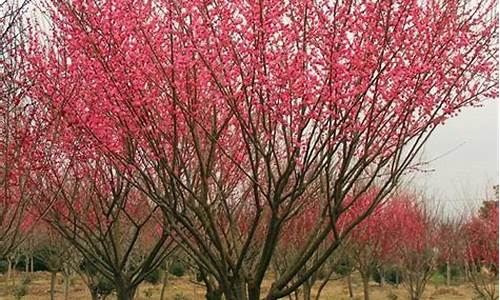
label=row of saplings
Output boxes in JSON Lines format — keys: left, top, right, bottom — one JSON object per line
{"left": 0, "top": 252, "right": 189, "bottom": 300}
{"left": 0, "top": 246, "right": 492, "bottom": 300}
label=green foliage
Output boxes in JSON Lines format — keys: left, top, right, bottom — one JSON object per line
{"left": 12, "top": 284, "right": 28, "bottom": 300}
{"left": 195, "top": 271, "right": 204, "bottom": 282}
{"left": 80, "top": 257, "right": 98, "bottom": 276}
{"left": 0, "top": 260, "right": 8, "bottom": 274}
{"left": 436, "top": 263, "right": 462, "bottom": 283}
{"left": 26, "top": 246, "right": 64, "bottom": 272}
{"left": 144, "top": 268, "right": 162, "bottom": 285}
{"left": 430, "top": 272, "right": 447, "bottom": 285}
{"left": 25, "top": 256, "right": 49, "bottom": 272}
{"left": 169, "top": 261, "right": 186, "bottom": 277}
{"left": 91, "top": 277, "right": 115, "bottom": 299}
{"left": 15, "top": 256, "right": 31, "bottom": 272}
{"left": 32, "top": 246, "right": 61, "bottom": 271}
{"left": 79, "top": 257, "right": 115, "bottom": 299}
{"left": 372, "top": 267, "right": 402, "bottom": 285}
{"left": 334, "top": 259, "right": 353, "bottom": 277}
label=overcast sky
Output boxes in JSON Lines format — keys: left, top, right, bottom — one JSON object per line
{"left": 413, "top": 100, "right": 498, "bottom": 215}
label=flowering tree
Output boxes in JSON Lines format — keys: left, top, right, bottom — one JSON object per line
{"left": 272, "top": 197, "right": 345, "bottom": 300}
{"left": 347, "top": 189, "right": 399, "bottom": 300}
{"left": 30, "top": 224, "right": 73, "bottom": 300}
{"left": 0, "top": 0, "right": 42, "bottom": 259}
{"left": 35, "top": 158, "right": 175, "bottom": 300}
{"left": 26, "top": 0, "right": 497, "bottom": 299}
{"left": 435, "top": 217, "right": 464, "bottom": 286}
{"left": 391, "top": 196, "right": 438, "bottom": 300}
{"left": 463, "top": 201, "right": 499, "bottom": 300}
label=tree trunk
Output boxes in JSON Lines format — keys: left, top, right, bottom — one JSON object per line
{"left": 235, "top": 280, "right": 248, "bottom": 300}
{"left": 206, "top": 288, "right": 223, "bottom": 300}
{"left": 362, "top": 274, "right": 370, "bottom": 300}
{"left": 378, "top": 268, "right": 385, "bottom": 287}
{"left": 90, "top": 288, "right": 99, "bottom": 300}
{"left": 30, "top": 256, "right": 34, "bottom": 273}
{"left": 7, "top": 258, "right": 12, "bottom": 282}
{"left": 347, "top": 273, "right": 354, "bottom": 298}
{"left": 224, "top": 280, "right": 249, "bottom": 300}
{"left": 63, "top": 272, "right": 70, "bottom": 300}
{"left": 302, "top": 280, "right": 312, "bottom": 300}
{"left": 200, "top": 270, "right": 222, "bottom": 300}
{"left": 115, "top": 283, "right": 137, "bottom": 300}
{"left": 446, "top": 260, "right": 451, "bottom": 286}
{"left": 160, "top": 270, "right": 168, "bottom": 300}
{"left": 50, "top": 271, "right": 57, "bottom": 300}
{"left": 247, "top": 281, "right": 261, "bottom": 300}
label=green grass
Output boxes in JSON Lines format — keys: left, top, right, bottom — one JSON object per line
{"left": 430, "top": 272, "right": 447, "bottom": 285}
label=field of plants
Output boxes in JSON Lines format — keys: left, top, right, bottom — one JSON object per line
{"left": 0, "top": 270, "right": 493, "bottom": 300}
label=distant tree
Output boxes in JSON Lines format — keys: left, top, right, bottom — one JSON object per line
{"left": 346, "top": 189, "right": 398, "bottom": 300}
{"left": 463, "top": 201, "right": 498, "bottom": 300}
{"left": 435, "top": 217, "right": 464, "bottom": 286}
{"left": 392, "top": 197, "right": 438, "bottom": 300}
{"left": 31, "top": 225, "right": 73, "bottom": 300}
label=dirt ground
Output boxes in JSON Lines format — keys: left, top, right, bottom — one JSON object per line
{"left": 0, "top": 271, "right": 487, "bottom": 300}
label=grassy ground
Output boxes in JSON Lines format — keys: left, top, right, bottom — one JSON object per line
{"left": 0, "top": 271, "right": 485, "bottom": 300}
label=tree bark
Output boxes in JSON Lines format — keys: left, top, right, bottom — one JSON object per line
{"left": 378, "top": 268, "right": 385, "bottom": 287}
{"left": 362, "top": 274, "right": 370, "bottom": 300}
{"left": 446, "top": 260, "right": 451, "bottom": 286}
{"left": 302, "top": 280, "right": 312, "bottom": 300}
{"left": 206, "top": 288, "right": 223, "bottom": 300}
{"left": 90, "top": 288, "right": 99, "bottom": 300}
{"left": 50, "top": 271, "right": 57, "bottom": 300}
{"left": 203, "top": 275, "right": 222, "bottom": 300}
{"left": 114, "top": 282, "right": 137, "bottom": 300}
{"left": 7, "top": 258, "right": 12, "bottom": 283}
{"left": 224, "top": 280, "right": 249, "bottom": 300}
{"left": 63, "top": 272, "right": 70, "bottom": 300}
{"left": 160, "top": 270, "right": 168, "bottom": 300}
{"left": 247, "top": 281, "right": 260, "bottom": 300}
{"left": 347, "top": 273, "right": 354, "bottom": 298}
{"left": 116, "top": 288, "right": 136, "bottom": 300}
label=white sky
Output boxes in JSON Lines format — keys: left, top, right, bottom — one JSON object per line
{"left": 414, "top": 100, "right": 498, "bottom": 215}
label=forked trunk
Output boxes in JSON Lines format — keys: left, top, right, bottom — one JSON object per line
{"left": 224, "top": 280, "right": 249, "bottom": 300}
